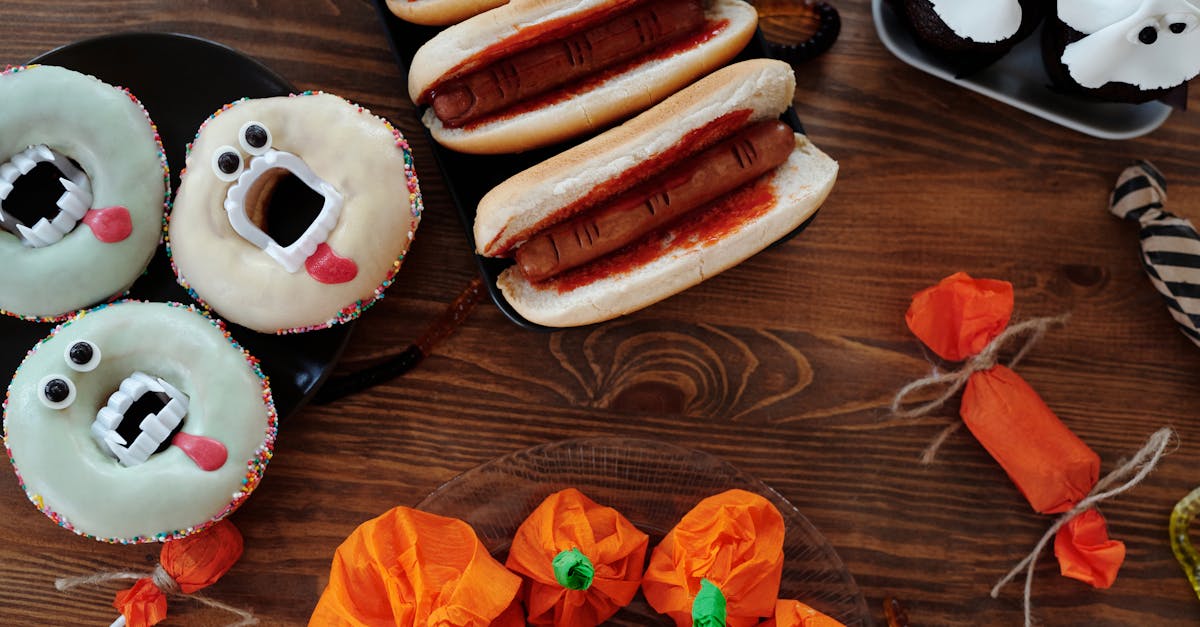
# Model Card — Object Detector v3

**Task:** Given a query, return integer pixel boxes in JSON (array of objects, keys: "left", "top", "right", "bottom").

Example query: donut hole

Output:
[
  {"left": 116, "top": 389, "right": 184, "bottom": 456},
  {"left": 243, "top": 168, "right": 326, "bottom": 248},
  {"left": 4, "top": 160, "right": 83, "bottom": 230}
]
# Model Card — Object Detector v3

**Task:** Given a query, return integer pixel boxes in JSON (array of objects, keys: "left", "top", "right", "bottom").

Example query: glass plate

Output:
[
  {"left": 872, "top": 0, "right": 1172, "bottom": 140},
  {"left": 0, "top": 32, "right": 353, "bottom": 418},
  {"left": 417, "top": 436, "right": 872, "bottom": 626}
]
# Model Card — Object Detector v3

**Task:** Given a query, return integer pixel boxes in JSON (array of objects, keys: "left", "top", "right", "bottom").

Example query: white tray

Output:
[{"left": 872, "top": 0, "right": 1173, "bottom": 140}]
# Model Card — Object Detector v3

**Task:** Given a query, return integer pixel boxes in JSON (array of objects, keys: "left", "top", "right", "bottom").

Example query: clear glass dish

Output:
[{"left": 417, "top": 436, "right": 872, "bottom": 626}]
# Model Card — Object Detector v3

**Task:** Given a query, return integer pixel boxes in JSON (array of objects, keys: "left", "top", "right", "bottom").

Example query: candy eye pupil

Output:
[
  {"left": 244, "top": 124, "right": 268, "bottom": 149},
  {"left": 217, "top": 152, "right": 240, "bottom": 175},
  {"left": 69, "top": 342, "right": 93, "bottom": 365},
  {"left": 1139, "top": 25, "right": 1158, "bottom": 44},
  {"left": 1170, "top": 22, "right": 1187, "bottom": 34},
  {"left": 44, "top": 378, "right": 69, "bottom": 403}
]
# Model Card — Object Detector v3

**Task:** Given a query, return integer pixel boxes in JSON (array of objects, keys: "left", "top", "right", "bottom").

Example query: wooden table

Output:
[{"left": 2, "top": 1, "right": 1199, "bottom": 625}]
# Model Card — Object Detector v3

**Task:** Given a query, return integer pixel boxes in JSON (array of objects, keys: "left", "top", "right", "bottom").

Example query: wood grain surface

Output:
[{"left": 2, "top": 1, "right": 1200, "bottom": 625}]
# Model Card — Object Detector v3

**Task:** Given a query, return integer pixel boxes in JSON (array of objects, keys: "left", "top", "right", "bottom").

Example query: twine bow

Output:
[
  {"left": 56, "top": 567, "right": 256, "bottom": 627},
  {"left": 891, "top": 313, "right": 1070, "bottom": 463},
  {"left": 55, "top": 519, "right": 253, "bottom": 627},
  {"left": 990, "top": 427, "right": 1174, "bottom": 627}
]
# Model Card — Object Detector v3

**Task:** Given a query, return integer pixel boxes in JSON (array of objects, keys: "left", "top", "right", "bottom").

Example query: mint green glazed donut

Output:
[{"left": 0, "top": 66, "right": 168, "bottom": 321}]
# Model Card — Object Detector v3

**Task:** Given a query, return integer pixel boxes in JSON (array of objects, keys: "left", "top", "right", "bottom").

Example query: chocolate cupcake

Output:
[
  {"left": 1043, "top": 0, "right": 1199, "bottom": 105},
  {"left": 892, "top": 0, "right": 1048, "bottom": 76}
]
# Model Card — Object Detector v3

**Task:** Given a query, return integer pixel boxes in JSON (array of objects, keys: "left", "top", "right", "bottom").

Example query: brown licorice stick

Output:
[
  {"left": 313, "top": 277, "right": 486, "bottom": 404},
  {"left": 430, "top": 0, "right": 705, "bottom": 127},
  {"left": 514, "top": 119, "right": 796, "bottom": 282}
]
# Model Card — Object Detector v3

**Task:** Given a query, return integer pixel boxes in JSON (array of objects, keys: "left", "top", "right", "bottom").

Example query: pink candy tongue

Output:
[
  {"left": 305, "top": 242, "right": 358, "bottom": 284},
  {"left": 81, "top": 206, "right": 132, "bottom": 243},
  {"left": 171, "top": 432, "right": 228, "bottom": 471}
]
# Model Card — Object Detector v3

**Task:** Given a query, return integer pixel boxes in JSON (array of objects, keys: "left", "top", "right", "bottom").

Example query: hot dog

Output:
[
  {"left": 474, "top": 59, "right": 839, "bottom": 327},
  {"left": 430, "top": 0, "right": 707, "bottom": 128},
  {"left": 408, "top": 0, "right": 759, "bottom": 154},
  {"left": 514, "top": 119, "right": 796, "bottom": 282}
]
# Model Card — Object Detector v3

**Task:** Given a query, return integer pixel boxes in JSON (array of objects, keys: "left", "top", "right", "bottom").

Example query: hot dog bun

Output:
[
  {"left": 408, "top": 0, "right": 758, "bottom": 154},
  {"left": 386, "top": 0, "right": 508, "bottom": 25},
  {"left": 475, "top": 59, "right": 839, "bottom": 327}
]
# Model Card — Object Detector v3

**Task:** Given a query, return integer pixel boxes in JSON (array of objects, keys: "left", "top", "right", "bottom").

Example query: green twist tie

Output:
[
  {"left": 552, "top": 547, "right": 595, "bottom": 591},
  {"left": 691, "top": 578, "right": 727, "bottom": 627}
]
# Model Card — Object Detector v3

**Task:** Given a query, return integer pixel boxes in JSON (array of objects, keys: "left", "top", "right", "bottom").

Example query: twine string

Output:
[
  {"left": 56, "top": 566, "right": 257, "bottom": 627},
  {"left": 891, "top": 314, "right": 1071, "bottom": 462},
  {"left": 988, "top": 427, "right": 1175, "bottom": 627}
]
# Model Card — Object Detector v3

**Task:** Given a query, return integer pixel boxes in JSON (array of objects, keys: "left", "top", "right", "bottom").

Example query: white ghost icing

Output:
[
  {"left": 930, "top": 0, "right": 1023, "bottom": 43},
  {"left": 1061, "top": 0, "right": 1200, "bottom": 90},
  {"left": 1059, "top": 0, "right": 1141, "bottom": 33}
]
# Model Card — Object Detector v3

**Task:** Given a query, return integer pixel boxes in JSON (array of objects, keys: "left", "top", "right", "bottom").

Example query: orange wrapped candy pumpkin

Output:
[
  {"left": 310, "top": 506, "right": 521, "bottom": 626},
  {"left": 642, "top": 489, "right": 785, "bottom": 627},
  {"left": 505, "top": 488, "right": 650, "bottom": 626}
]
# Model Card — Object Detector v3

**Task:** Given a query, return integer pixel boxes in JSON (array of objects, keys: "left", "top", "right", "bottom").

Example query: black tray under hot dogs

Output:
[{"left": 370, "top": 0, "right": 817, "bottom": 331}]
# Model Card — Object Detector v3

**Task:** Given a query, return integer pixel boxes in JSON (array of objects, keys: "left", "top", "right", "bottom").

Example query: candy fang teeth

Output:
[
  {"left": 92, "top": 371, "right": 190, "bottom": 468},
  {"left": 224, "top": 148, "right": 343, "bottom": 272},
  {"left": 0, "top": 144, "right": 93, "bottom": 247}
]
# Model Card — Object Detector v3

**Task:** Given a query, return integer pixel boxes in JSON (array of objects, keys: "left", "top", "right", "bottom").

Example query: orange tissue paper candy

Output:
[
  {"left": 310, "top": 506, "right": 521, "bottom": 627},
  {"left": 642, "top": 489, "right": 785, "bottom": 627},
  {"left": 762, "top": 599, "right": 845, "bottom": 627},
  {"left": 906, "top": 271, "right": 1013, "bottom": 362},
  {"left": 114, "top": 519, "right": 244, "bottom": 627},
  {"left": 904, "top": 272, "right": 1122, "bottom": 588},
  {"left": 505, "top": 488, "right": 650, "bottom": 627}
]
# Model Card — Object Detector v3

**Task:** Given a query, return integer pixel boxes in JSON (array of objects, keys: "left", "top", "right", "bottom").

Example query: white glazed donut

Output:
[
  {"left": 167, "top": 92, "right": 424, "bottom": 334},
  {"left": 0, "top": 65, "right": 168, "bottom": 321},
  {"left": 3, "top": 300, "right": 276, "bottom": 543}
]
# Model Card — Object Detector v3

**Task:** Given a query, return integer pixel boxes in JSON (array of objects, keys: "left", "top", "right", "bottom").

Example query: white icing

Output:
[
  {"left": 1059, "top": 0, "right": 1142, "bottom": 33},
  {"left": 1061, "top": 0, "right": 1200, "bottom": 89},
  {"left": 169, "top": 94, "right": 418, "bottom": 333},
  {"left": 0, "top": 67, "right": 166, "bottom": 319},
  {"left": 930, "top": 0, "right": 1022, "bottom": 43},
  {"left": 3, "top": 302, "right": 272, "bottom": 541}
]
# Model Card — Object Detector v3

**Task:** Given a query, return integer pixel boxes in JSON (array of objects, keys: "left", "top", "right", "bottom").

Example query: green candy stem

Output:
[
  {"left": 552, "top": 547, "right": 595, "bottom": 591},
  {"left": 692, "top": 578, "right": 727, "bottom": 627}
]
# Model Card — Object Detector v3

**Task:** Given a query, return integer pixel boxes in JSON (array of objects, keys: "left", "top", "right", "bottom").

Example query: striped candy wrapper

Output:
[{"left": 1110, "top": 161, "right": 1200, "bottom": 348}]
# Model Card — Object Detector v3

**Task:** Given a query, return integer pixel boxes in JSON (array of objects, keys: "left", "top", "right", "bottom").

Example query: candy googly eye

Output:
[
  {"left": 239, "top": 121, "right": 272, "bottom": 156},
  {"left": 1127, "top": 19, "right": 1160, "bottom": 44},
  {"left": 1166, "top": 14, "right": 1197, "bottom": 35},
  {"left": 212, "top": 146, "right": 244, "bottom": 182},
  {"left": 64, "top": 340, "right": 101, "bottom": 372},
  {"left": 37, "top": 375, "right": 76, "bottom": 410}
]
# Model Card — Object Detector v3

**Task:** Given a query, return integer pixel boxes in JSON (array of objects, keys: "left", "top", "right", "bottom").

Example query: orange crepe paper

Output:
[
  {"left": 762, "top": 599, "right": 845, "bottom": 627},
  {"left": 505, "top": 488, "right": 649, "bottom": 627},
  {"left": 113, "top": 519, "right": 244, "bottom": 627},
  {"left": 491, "top": 599, "right": 527, "bottom": 627},
  {"left": 1053, "top": 509, "right": 1126, "bottom": 589},
  {"left": 642, "top": 489, "right": 785, "bottom": 627},
  {"left": 310, "top": 506, "right": 521, "bottom": 627},
  {"left": 904, "top": 272, "right": 1122, "bottom": 588},
  {"left": 906, "top": 271, "right": 1013, "bottom": 362},
  {"left": 961, "top": 365, "right": 1100, "bottom": 515}
]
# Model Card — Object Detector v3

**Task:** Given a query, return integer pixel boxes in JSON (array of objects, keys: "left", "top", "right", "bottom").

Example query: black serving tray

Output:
[
  {"left": 371, "top": 0, "right": 817, "bottom": 330},
  {"left": 0, "top": 33, "right": 354, "bottom": 418}
]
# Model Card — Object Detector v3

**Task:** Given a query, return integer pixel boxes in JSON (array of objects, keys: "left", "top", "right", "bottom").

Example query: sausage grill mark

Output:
[
  {"left": 430, "top": 0, "right": 706, "bottom": 127},
  {"left": 514, "top": 120, "right": 796, "bottom": 282}
]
